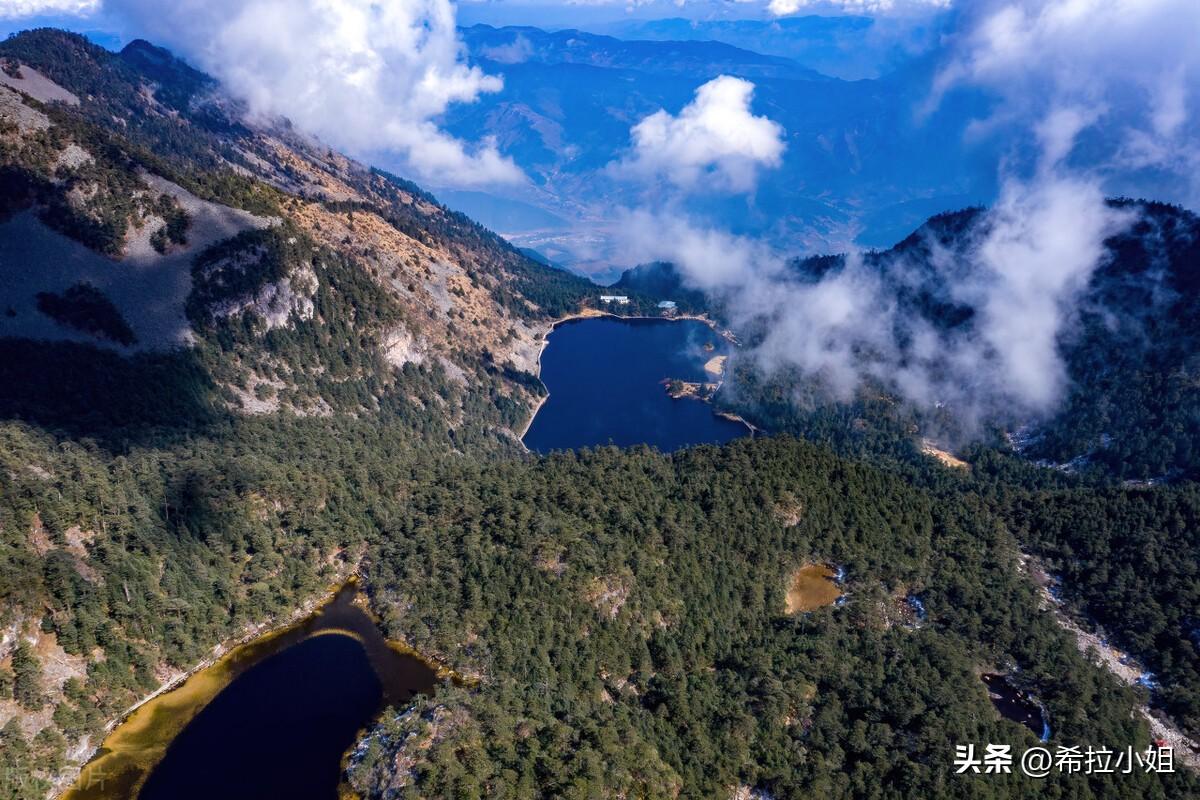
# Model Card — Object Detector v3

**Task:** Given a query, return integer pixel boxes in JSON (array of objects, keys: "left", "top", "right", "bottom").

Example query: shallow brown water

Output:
[{"left": 62, "top": 581, "right": 438, "bottom": 800}]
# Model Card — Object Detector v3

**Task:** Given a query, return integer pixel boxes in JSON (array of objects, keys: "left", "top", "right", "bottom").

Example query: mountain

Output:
[
  {"left": 0, "top": 27, "right": 603, "bottom": 795},
  {"left": 607, "top": 200, "right": 1200, "bottom": 482},
  {"left": 438, "top": 24, "right": 997, "bottom": 273},
  {"left": 597, "top": 15, "right": 945, "bottom": 80},
  {"left": 610, "top": 260, "right": 708, "bottom": 310},
  {"left": 0, "top": 28, "right": 601, "bottom": 440},
  {"left": 460, "top": 24, "right": 829, "bottom": 81},
  {"left": 617, "top": 200, "right": 1200, "bottom": 479},
  {"left": 445, "top": 22, "right": 1191, "bottom": 281},
  {"left": 1, "top": 28, "right": 1198, "bottom": 800},
  {"left": 784, "top": 200, "right": 1200, "bottom": 480}
]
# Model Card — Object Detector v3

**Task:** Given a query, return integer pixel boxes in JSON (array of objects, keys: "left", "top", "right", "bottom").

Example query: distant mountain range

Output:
[
  {"left": 594, "top": 14, "right": 945, "bottom": 80},
  {"left": 432, "top": 22, "right": 1192, "bottom": 283},
  {"left": 461, "top": 23, "right": 829, "bottom": 81},
  {"left": 433, "top": 23, "right": 998, "bottom": 277}
]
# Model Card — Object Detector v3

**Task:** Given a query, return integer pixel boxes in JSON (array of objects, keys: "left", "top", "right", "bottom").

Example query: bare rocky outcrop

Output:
[
  {"left": 774, "top": 493, "right": 805, "bottom": 527},
  {"left": 210, "top": 263, "right": 317, "bottom": 330},
  {"left": 0, "top": 630, "right": 88, "bottom": 740},
  {"left": 52, "top": 142, "right": 93, "bottom": 171},
  {"left": 382, "top": 325, "right": 425, "bottom": 368},
  {"left": 585, "top": 574, "right": 632, "bottom": 620},
  {"left": 0, "top": 84, "right": 50, "bottom": 133},
  {"left": 920, "top": 439, "right": 970, "bottom": 470},
  {"left": 0, "top": 63, "right": 79, "bottom": 106}
]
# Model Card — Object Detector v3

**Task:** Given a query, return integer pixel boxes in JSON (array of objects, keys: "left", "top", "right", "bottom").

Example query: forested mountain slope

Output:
[
  {"left": 0, "top": 27, "right": 591, "bottom": 795},
  {"left": 346, "top": 440, "right": 1197, "bottom": 799},
  {"left": 0, "top": 27, "right": 1197, "bottom": 800},
  {"left": 0, "top": 29, "right": 595, "bottom": 438},
  {"left": 682, "top": 200, "right": 1200, "bottom": 481},
  {"left": 609, "top": 203, "right": 1200, "bottom": 765}
]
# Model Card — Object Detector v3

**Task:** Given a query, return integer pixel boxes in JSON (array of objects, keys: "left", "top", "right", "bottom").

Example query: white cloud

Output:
[
  {"left": 0, "top": 0, "right": 98, "bottom": 16},
  {"left": 930, "top": 0, "right": 1200, "bottom": 199},
  {"left": 610, "top": 0, "right": 1199, "bottom": 438},
  {"left": 934, "top": 0, "right": 1200, "bottom": 101},
  {"left": 608, "top": 5, "right": 1147, "bottom": 428},
  {"left": 612, "top": 5, "right": 1200, "bottom": 435},
  {"left": 617, "top": 209, "right": 776, "bottom": 292},
  {"left": 479, "top": 33, "right": 533, "bottom": 64},
  {"left": 1034, "top": 105, "right": 1103, "bottom": 169},
  {"left": 609, "top": 75, "right": 785, "bottom": 193},
  {"left": 948, "top": 173, "right": 1129, "bottom": 412},
  {"left": 101, "top": 0, "right": 523, "bottom": 187},
  {"left": 618, "top": 167, "right": 1130, "bottom": 429},
  {"left": 767, "top": 0, "right": 950, "bottom": 16}
]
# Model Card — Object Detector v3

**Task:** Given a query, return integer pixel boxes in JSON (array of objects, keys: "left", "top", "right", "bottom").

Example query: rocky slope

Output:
[
  {"left": 0, "top": 29, "right": 597, "bottom": 430},
  {"left": 0, "top": 28, "right": 602, "bottom": 794}
]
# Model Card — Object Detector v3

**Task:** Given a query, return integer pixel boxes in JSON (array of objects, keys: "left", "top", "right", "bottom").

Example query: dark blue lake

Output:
[
  {"left": 522, "top": 317, "right": 749, "bottom": 453},
  {"left": 137, "top": 585, "right": 437, "bottom": 800}
]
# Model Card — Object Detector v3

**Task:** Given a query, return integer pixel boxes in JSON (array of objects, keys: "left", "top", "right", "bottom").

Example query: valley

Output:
[{"left": 0, "top": 11, "right": 1197, "bottom": 800}]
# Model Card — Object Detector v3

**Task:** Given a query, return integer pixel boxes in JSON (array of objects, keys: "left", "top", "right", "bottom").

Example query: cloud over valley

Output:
[{"left": 609, "top": 75, "right": 786, "bottom": 194}]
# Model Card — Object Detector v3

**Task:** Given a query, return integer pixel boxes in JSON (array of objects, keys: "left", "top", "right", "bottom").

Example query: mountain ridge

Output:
[
  {"left": 1, "top": 27, "right": 1199, "bottom": 800},
  {"left": 613, "top": 198, "right": 1200, "bottom": 481},
  {"left": 0, "top": 27, "right": 600, "bottom": 441},
  {"left": 460, "top": 23, "right": 832, "bottom": 81}
]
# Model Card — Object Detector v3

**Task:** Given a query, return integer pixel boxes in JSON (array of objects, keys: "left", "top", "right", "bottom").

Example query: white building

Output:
[{"left": 599, "top": 295, "right": 630, "bottom": 304}]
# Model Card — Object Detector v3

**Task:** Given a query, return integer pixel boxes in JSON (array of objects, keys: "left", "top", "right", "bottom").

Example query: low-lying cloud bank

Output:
[
  {"left": 621, "top": 174, "right": 1132, "bottom": 430},
  {"left": 5, "top": 0, "right": 524, "bottom": 187},
  {"left": 616, "top": 0, "right": 1198, "bottom": 433}
]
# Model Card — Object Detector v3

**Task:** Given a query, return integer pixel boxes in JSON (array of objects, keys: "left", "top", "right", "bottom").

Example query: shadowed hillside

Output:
[{"left": 0, "top": 27, "right": 1198, "bottom": 800}]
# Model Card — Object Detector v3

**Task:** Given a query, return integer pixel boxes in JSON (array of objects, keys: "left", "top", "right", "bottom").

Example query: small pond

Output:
[{"left": 982, "top": 673, "right": 1050, "bottom": 742}]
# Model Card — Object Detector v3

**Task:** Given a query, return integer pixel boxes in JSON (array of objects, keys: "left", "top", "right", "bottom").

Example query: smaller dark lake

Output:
[
  {"left": 137, "top": 585, "right": 438, "bottom": 800},
  {"left": 982, "top": 673, "right": 1050, "bottom": 741},
  {"left": 522, "top": 317, "right": 749, "bottom": 453}
]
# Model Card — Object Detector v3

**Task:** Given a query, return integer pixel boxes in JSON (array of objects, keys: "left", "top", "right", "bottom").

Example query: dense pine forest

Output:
[
  {"left": 4, "top": 413, "right": 1199, "bottom": 799},
  {"left": 0, "top": 26, "right": 1198, "bottom": 800}
]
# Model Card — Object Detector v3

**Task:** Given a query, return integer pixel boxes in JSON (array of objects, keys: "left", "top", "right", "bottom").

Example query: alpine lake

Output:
[
  {"left": 62, "top": 581, "right": 442, "bottom": 800},
  {"left": 522, "top": 316, "right": 750, "bottom": 453},
  {"left": 64, "top": 315, "right": 749, "bottom": 800}
]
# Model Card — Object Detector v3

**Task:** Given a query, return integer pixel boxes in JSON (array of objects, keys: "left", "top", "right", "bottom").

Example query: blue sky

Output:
[
  {"left": 2, "top": 0, "right": 1197, "bottom": 422},
  {"left": 3, "top": 0, "right": 1195, "bottom": 206},
  {"left": 0, "top": 0, "right": 952, "bottom": 49}
]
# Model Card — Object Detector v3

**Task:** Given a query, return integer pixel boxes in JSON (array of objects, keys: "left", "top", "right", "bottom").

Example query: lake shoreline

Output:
[
  {"left": 55, "top": 574, "right": 455, "bottom": 800},
  {"left": 52, "top": 575, "right": 354, "bottom": 800},
  {"left": 516, "top": 309, "right": 752, "bottom": 449}
]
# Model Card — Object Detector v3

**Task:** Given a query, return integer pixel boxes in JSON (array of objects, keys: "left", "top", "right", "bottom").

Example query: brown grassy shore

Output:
[
  {"left": 55, "top": 580, "right": 350, "bottom": 800},
  {"left": 55, "top": 575, "right": 461, "bottom": 800}
]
